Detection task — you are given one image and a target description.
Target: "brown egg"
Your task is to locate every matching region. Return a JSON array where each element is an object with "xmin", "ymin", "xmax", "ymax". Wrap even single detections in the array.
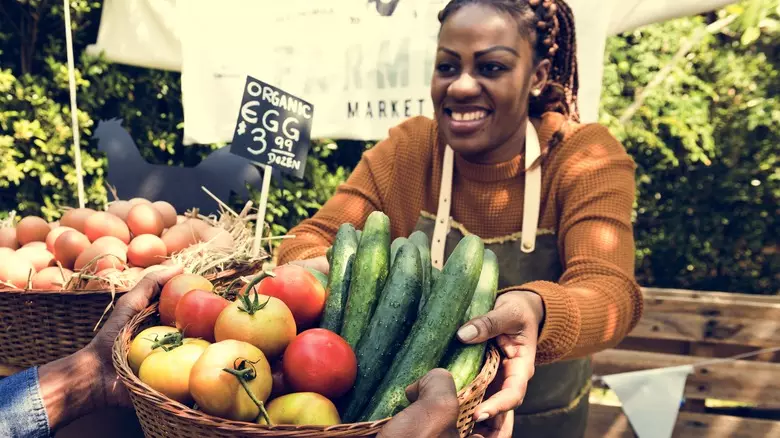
[
  {"xmin": 53, "ymin": 230, "xmax": 91, "ymax": 269},
  {"xmin": 60, "ymin": 208, "xmax": 96, "ymax": 233},
  {"xmin": 0, "ymin": 227, "xmax": 19, "ymax": 249},
  {"xmin": 127, "ymin": 234, "xmax": 168, "ymax": 268},
  {"xmin": 74, "ymin": 243, "xmax": 127, "ymax": 273},
  {"xmin": 84, "ymin": 212, "xmax": 131, "ymax": 244},
  {"xmin": 129, "ymin": 198, "xmax": 152, "ymax": 206},
  {"xmin": 0, "ymin": 256, "xmax": 36, "ymax": 289},
  {"xmin": 32, "ymin": 267, "xmax": 74, "ymax": 290},
  {"xmin": 184, "ymin": 218, "xmax": 211, "ymax": 234},
  {"xmin": 126, "ymin": 204, "xmax": 165, "ymax": 237},
  {"xmin": 107, "ymin": 200, "xmax": 133, "ymax": 222},
  {"xmin": 200, "ymin": 227, "xmax": 234, "ymax": 251},
  {"xmin": 152, "ymin": 201, "xmax": 178, "ymax": 228},
  {"xmin": 16, "ymin": 216, "xmax": 50, "ymax": 245},
  {"xmin": 91, "ymin": 235, "xmax": 129, "ymax": 253},
  {"xmin": 46, "ymin": 226, "xmax": 76, "ymax": 253},
  {"xmin": 161, "ymin": 224, "xmax": 200, "ymax": 255},
  {"xmin": 15, "ymin": 247, "xmax": 56, "ymax": 272},
  {"xmin": 84, "ymin": 268, "xmax": 122, "ymax": 290},
  {"xmin": 22, "ymin": 241, "xmax": 47, "ymax": 249}
]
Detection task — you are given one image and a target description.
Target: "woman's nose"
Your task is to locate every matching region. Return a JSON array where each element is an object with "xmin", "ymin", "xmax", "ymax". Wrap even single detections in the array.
[{"xmin": 447, "ymin": 73, "xmax": 481, "ymax": 99}]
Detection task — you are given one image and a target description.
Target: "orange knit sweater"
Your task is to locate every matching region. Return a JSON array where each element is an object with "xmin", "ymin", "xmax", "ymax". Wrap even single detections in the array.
[{"xmin": 277, "ymin": 112, "xmax": 643, "ymax": 365}]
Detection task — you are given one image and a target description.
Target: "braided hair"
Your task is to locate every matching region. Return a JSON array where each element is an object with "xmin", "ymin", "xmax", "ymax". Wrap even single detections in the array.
[{"xmin": 437, "ymin": 0, "xmax": 579, "ymax": 165}]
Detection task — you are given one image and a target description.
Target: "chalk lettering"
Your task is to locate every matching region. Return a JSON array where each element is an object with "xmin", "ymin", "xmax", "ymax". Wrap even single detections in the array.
[
  {"xmin": 248, "ymin": 127, "xmax": 267, "ymax": 155},
  {"xmin": 241, "ymin": 100, "xmax": 260, "ymax": 124},
  {"xmin": 282, "ymin": 117, "xmax": 300, "ymax": 142},
  {"xmin": 262, "ymin": 109, "xmax": 280, "ymax": 132},
  {"xmin": 268, "ymin": 152, "xmax": 301, "ymax": 171},
  {"xmin": 247, "ymin": 81, "xmax": 263, "ymax": 97}
]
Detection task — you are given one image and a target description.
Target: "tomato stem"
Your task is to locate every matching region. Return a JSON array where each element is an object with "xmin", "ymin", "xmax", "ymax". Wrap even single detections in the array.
[
  {"xmin": 148, "ymin": 332, "xmax": 183, "ymax": 352},
  {"xmin": 237, "ymin": 271, "xmax": 275, "ymax": 315},
  {"xmin": 240, "ymin": 271, "xmax": 276, "ymax": 297},
  {"xmin": 222, "ymin": 365, "xmax": 272, "ymax": 426}
]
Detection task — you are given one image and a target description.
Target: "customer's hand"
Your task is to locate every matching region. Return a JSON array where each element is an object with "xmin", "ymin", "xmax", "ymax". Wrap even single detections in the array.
[
  {"xmin": 38, "ymin": 266, "xmax": 183, "ymax": 431},
  {"xmin": 378, "ymin": 369, "xmax": 461, "ymax": 438}
]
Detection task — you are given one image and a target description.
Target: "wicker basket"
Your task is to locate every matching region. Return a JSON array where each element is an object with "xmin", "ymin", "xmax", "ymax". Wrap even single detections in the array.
[
  {"xmin": 0, "ymin": 264, "xmax": 260, "ymax": 369},
  {"xmin": 114, "ymin": 303, "xmax": 501, "ymax": 438}
]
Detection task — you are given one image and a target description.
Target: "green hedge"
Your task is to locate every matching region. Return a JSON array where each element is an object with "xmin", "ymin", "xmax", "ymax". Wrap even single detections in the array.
[{"xmin": 0, "ymin": 1, "xmax": 776, "ymax": 294}]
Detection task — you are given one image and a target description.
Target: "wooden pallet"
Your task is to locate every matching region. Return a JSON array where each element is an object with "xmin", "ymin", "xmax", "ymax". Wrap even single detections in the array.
[{"xmin": 587, "ymin": 288, "xmax": 780, "ymax": 437}]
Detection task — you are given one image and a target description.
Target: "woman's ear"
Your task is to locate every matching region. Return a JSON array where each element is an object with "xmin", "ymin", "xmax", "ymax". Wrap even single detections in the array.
[{"xmin": 531, "ymin": 59, "xmax": 551, "ymax": 95}]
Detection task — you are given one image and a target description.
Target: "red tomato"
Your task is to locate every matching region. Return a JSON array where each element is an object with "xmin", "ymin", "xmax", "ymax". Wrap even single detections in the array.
[
  {"xmin": 252, "ymin": 264, "xmax": 326, "ymax": 330},
  {"xmin": 159, "ymin": 274, "xmax": 214, "ymax": 326},
  {"xmin": 175, "ymin": 289, "xmax": 229, "ymax": 342},
  {"xmin": 282, "ymin": 329, "xmax": 357, "ymax": 399}
]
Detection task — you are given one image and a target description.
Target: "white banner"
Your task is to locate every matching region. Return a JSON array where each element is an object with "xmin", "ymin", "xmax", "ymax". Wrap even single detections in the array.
[
  {"xmin": 86, "ymin": 0, "xmax": 739, "ymax": 143},
  {"xmin": 601, "ymin": 365, "xmax": 694, "ymax": 438}
]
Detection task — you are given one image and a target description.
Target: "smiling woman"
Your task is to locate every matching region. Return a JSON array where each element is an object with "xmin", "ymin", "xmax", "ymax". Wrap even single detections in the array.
[{"xmin": 278, "ymin": 1, "xmax": 642, "ymax": 437}]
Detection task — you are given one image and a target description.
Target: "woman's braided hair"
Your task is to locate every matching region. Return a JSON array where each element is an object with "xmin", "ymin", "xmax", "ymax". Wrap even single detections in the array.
[{"xmin": 438, "ymin": 0, "xmax": 579, "ymax": 166}]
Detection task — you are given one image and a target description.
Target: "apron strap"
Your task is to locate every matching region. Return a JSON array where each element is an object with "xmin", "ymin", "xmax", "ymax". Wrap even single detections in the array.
[
  {"xmin": 430, "ymin": 121, "xmax": 543, "ymax": 266},
  {"xmin": 431, "ymin": 145, "xmax": 454, "ymax": 270},
  {"xmin": 521, "ymin": 121, "xmax": 542, "ymax": 253}
]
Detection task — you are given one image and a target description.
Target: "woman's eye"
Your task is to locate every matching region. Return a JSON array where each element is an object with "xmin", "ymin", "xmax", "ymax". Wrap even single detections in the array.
[
  {"xmin": 436, "ymin": 63, "xmax": 457, "ymax": 74},
  {"xmin": 479, "ymin": 63, "xmax": 506, "ymax": 75}
]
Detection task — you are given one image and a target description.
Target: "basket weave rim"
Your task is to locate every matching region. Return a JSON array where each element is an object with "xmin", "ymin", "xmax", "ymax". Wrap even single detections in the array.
[{"xmin": 113, "ymin": 302, "xmax": 501, "ymax": 434}]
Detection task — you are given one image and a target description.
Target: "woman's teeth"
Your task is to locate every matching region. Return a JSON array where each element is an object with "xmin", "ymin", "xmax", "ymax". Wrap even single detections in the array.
[{"xmin": 451, "ymin": 110, "xmax": 487, "ymax": 121}]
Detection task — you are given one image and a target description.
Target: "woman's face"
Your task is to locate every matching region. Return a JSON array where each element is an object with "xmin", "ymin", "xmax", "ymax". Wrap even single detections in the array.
[{"xmin": 431, "ymin": 5, "xmax": 549, "ymax": 162}]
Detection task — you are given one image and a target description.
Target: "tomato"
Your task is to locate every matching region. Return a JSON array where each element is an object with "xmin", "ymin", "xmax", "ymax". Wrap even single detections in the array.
[
  {"xmin": 175, "ymin": 289, "xmax": 229, "ymax": 342},
  {"xmin": 263, "ymin": 392, "xmax": 341, "ymax": 426},
  {"xmin": 189, "ymin": 339, "xmax": 273, "ymax": 422},
  {"xmin": 159, "ymin": 274, "xmax": 214, "ymax": 326},
  {"xmin": 138, "ymin": 338, "xmax": 210, "ymax": 405},
  {"xmin": 282, "ymin": 329, "xmax": 357, "ymax": 399},
  {"xmin": 251, "ymin": 264, "xmax": 326, "ymax": 330},
  {"xmin": 128, "ymin": 325, "xmax": 180, "ymax": 374},
  {"xmin": 213, "ymin": 292, "xmax": 296, "ymax": 359}
]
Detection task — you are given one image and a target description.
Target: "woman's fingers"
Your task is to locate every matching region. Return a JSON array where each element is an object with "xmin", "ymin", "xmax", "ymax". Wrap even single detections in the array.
[
  {"xmin": 471, "ymin": 409, "xmax": 515, "ymax": 438},
  {"xmin": 457, "ymin": 301, "xmax": 525, "ymax": 344},
  {"xmin": 474, "ymin": 340, "xmax": 536, "ymax": 421}
]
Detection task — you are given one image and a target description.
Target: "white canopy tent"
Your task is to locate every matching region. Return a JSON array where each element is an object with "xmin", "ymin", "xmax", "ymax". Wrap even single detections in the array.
[{"xmin": 86, "ymin": 0, "xmax": 737, "ymax": 144}]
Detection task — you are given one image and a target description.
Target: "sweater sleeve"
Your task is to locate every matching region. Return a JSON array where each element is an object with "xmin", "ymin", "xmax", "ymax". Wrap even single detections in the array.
[
  {"xmin": 508, "ymin": 124, "xmax": 643, "ymax": 365},
  {"xmin": 276, "ymin": 129, "xmax": 400, "ymax": 265}
]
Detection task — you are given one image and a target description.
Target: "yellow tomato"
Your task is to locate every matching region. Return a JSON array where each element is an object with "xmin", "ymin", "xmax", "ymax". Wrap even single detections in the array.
[
  {"xmin": 128, "ymin": 326, "xmax": 179, "ymax": 374},
  {"xmin": 138, "ymin": 339, "xmax": 210, "ymax": 405},
  {"xmin": 189, "ymin": 339, "xmax": 273, "ymax": 422},
  {"xmin": 263, "ymin": 392, "xmax": 341, "ymax": 426}
]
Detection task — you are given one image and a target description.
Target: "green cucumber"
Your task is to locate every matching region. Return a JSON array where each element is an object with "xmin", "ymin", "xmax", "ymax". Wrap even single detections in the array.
[
  {"xmin": 390, "ymin": 237, "xmax": 408, "ymax": 266},
  {"xmin": 340, "ymin": 211, "xmax": 391, "ymax": 348},
  {"xmin": 432, "ymin": 266, "xmax": 442, "ymax": 287},
  {"xmin": 305, "ymin": 267, "xmax": 328, "ymax": 289},
  {"xmin": 319, "ymin": 224, "xmax": 359, "ymax": 333},
  {"xmin": 408, "ymin": 231, "xmax": 432, "ymax": 312},
  {"xmin": 355, "ymin": 229, "xmax": 362, "ymax": 243},
  {"xmin": 442, "ymin": 249, "xmax": 499, "ymax": 391},
  {"xmin": 325, "ymin": 246, "xmax": 333, "ymax": 265},
  {"xmin": 360, "ymin": 235, "xmax": 484, "ymax": 421},
  {"xmin": 341, "ymin": 242, "xmax": 423, "ymax": 422}
]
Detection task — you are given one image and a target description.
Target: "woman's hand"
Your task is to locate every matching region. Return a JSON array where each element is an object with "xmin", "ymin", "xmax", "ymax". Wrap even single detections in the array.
[
  {"xmin": 455, "ymin": 290, "xmax": 545, "ymax": 437},
  {"xmin": 289, "ymin": 255, "xmax": 330, "ymax": 275}
]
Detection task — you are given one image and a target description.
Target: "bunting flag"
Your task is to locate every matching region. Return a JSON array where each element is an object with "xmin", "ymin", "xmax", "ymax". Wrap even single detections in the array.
[{"xmin": 600, "ymin": 365, "xmax": 694, "ymax": 438}]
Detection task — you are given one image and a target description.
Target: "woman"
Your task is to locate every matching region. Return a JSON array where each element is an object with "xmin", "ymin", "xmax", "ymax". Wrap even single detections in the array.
[{"xmin": 279, "ymin": 0, "xmax": 643, "ymax": 436}]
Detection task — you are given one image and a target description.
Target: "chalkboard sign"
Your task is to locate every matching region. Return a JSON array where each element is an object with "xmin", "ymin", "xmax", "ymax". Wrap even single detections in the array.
[{"xmin": 230, "ymin": 76, "xmax": 314, "ymax": 179}]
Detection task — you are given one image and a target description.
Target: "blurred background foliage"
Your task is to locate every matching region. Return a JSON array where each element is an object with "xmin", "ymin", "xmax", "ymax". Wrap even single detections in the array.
[{"xmin": 0, "ymin": 0, "xmax": 776, "ymax": 294}]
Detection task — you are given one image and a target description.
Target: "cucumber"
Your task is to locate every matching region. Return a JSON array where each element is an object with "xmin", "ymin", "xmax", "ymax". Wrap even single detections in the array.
[
  {"xmin": 340, "ymin": 211, "xmax": 391, "ymax": 348},
  {"xmin": 442, "ymin": 249, "xmax": 499, "ymax": 391},
  {"xmin": 320, "ymin": 224, "xmax": 359, "ymax": 333},
  {"xmin": 325, "ymin": 246, "xmax": 333, "ymax": 265},
  {"xmin": 341, "ymin": 242, "xmax": 423, "ymax": 422},
  {"xmin": 432, "ymin": 266, "xmax": 442, "ymax": 287},
  {"xmin": 304, "ymin": 267, "xmax": 328, "ymax": 289},
  {"xmin": 355, "ymin": 229, "xmax": 362, "ymax": 243},
  {"xmin": 408, "ymin": 231, "xmax": 432, "ymax": 312},
  {"xmin": 390, "ymin": 237, "xmax": 408, "ymax": 266},
  {"xmin": 360, "ymin": 235, "xmax": 484, "ymax": 421}
]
